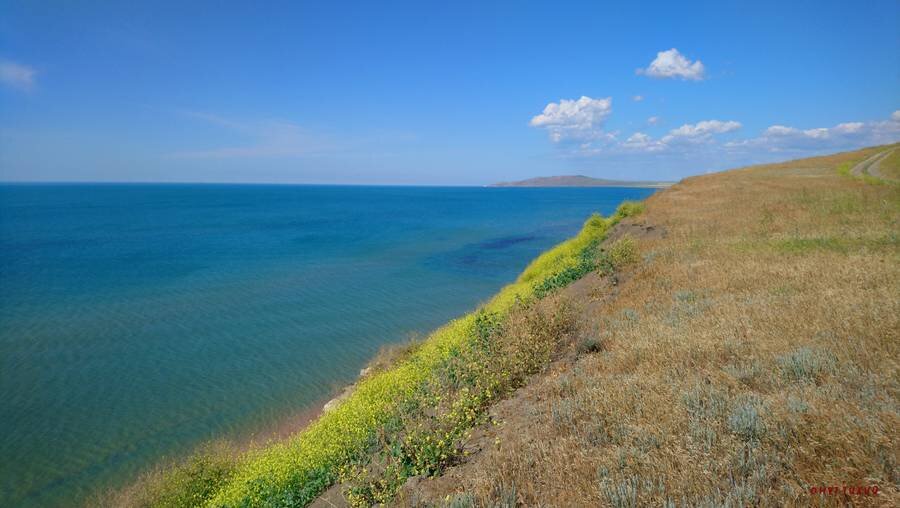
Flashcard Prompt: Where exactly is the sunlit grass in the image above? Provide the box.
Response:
[881,148,900,180]
[128,201,645,507]
[401,145,900,506]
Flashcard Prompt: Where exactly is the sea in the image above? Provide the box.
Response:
[0,183,655,506]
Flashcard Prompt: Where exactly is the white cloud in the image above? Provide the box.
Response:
[833,122,864,134]
[647,116,660,126]
[613,119,740,153]
[873,113,900,140]
[763,125,800,136]
[726,111,900,153]
[802,128,830,139]
[0,60,36,91]
[633,95,644,102]
[661,120,741,143]
[534,104,900,179]
[625,132,650,145]
[540,109,896,161]
[623,132,665,152]
[530,96,613,142]
[637,48,705,81]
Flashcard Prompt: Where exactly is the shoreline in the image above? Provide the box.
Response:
[102,363,373,504]
[4,185,660,508]
[143,210,632,506]
[101,144,900,506]
[244,367,371,447]
[91,196,652,507]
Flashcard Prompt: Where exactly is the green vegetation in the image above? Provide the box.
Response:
[111,442,240,508]
[607,236,639,269]
[837,155,883,185]
[149,445,238,507]
[339,297,575,506]
[838,146,900,185]
[611,200,645,219]
[129,201,646,507]
[836,160,854,177]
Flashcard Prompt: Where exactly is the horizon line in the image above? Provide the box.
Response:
[0,179,674,188]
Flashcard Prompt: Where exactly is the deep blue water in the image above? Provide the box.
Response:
[0,183,655,506]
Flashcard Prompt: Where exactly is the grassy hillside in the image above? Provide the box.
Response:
[400,144,900,506]
[115,144,898,507]
[881,149,900,181]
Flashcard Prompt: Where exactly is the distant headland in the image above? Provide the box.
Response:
[490,175,674,188]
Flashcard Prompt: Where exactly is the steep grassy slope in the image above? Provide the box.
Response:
[115,145,898,507]
[115,204,646,507]
[400,145,900,506]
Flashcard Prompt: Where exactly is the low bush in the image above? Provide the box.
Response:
[612,201,646,220]
[777,346,835,383]
[577,336,605,355]
[727,397,766,442]
[608,236,638,269]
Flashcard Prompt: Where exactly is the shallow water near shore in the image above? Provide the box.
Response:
[0,183,654,506]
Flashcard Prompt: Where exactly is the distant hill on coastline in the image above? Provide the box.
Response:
[490,175,674,188]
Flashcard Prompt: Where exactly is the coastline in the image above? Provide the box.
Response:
[119,205,644,506]
[101,144,900,506]
[265,366,372,443]
[4,185,658,508]
[489,182,674,188]
[101,381,359,507]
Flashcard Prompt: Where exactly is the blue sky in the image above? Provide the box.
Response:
[1,0,898,184]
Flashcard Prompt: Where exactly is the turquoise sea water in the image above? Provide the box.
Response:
[0,184,655,506]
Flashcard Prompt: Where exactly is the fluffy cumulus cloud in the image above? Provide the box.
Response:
[638,48,705,81]
[727,111,900,153]
[529,93,740,154]
[623,132,663,152]
[530,91,899,169]
[660,120,741,144]
[632,95,644,102]
[763,125,800,136]
[614,119,741,153]
[0,59,36,91]
[530,96,613,142]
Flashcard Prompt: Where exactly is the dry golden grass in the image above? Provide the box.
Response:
[881,149,900,181]
[399,145,900,507]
